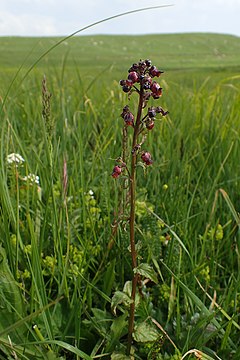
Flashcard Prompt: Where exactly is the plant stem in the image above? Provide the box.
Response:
[127,87,144,354]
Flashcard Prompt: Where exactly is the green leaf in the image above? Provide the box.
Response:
[133,263,158,283]
[133,321,159,343]
[110,313,128,340]
[111,352,132,360]
[103,259,116,297]
[111,291,133,315]
[106,313,128,352]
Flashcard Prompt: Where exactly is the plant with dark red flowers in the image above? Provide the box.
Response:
[111,59,168,355]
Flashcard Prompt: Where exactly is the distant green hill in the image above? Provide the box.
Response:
[0,33,239,73]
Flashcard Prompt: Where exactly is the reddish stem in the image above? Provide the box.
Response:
[126,87,144,354]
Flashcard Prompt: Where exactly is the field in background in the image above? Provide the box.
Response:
[0,33,239,359]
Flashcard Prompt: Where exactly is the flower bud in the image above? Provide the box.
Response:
[119,79,126,86]
[150,65,163,77]
[145,59,152,67]
[151,82,162,99]
[128,71,139,83]
[124,112,134,127]
[148,107,157,118]
[126,79,133,87]
[146,119,155,130]
[122,85,131,93]
[142,76,152,90]
[141,151,153,165]
[112,165,122,178]
[129,63,138,72]
[150,81,161,93]
[156,106,169,116]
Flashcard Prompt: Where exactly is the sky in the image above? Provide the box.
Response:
[0,0,240,38]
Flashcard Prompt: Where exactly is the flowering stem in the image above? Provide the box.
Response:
[127,87,144,354]
[114,59,168,355]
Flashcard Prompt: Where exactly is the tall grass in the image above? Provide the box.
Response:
[0,30,239,359]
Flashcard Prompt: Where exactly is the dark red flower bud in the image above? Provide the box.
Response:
[129,63,138,72]
[141,151,153,165]
[152,90,163,99]
[122,85,131,93]
[156,106,169,116]
[121,105,129,118]
[145,59,152,67]
[126,79,133,87]
[148,107,157,118]
[150,81,161,93]
[138,60,147,73]
[128,71,139,83]
[119,79,126,86]
[146,119,155,130]
[142,76,152,90]
[124,112,134,127]
[149,65,163,77]
[151,82,162,99]
[112,165,122,178]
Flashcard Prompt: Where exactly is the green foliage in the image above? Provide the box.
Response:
[0,32,239,359]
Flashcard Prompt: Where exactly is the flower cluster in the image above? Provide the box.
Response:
[6,152,40,186]
[119,59,163,99]
[7,153,25,166]
[111,59,168,179]
[22,173,40,185]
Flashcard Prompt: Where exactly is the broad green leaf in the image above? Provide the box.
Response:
[111,352,132,360]
[111,291,133,315]
[106,313,128,352]
[123,281,141,308]
[133,321,159,343]
[103,259,116,297]
[123,280,133,296]
[133,263,158,283]
[110,313,128,339]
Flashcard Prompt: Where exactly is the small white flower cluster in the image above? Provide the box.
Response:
[89,189,94,197]
[6,153,25,165]
[22,174,40,185]
[6,153,40,186]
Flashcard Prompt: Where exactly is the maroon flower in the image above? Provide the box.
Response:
[141,151,153,165]
[150,81,163,99]
[124,112,134,127]
[128,71,139,84]
[112,165,122,178]
[156,106,169,116]
[148,107,157,118]
[146,119,155,130]
[121,106,134,127]
[142,76,152,90]
[150,81,161,93]
[149,65,163,77]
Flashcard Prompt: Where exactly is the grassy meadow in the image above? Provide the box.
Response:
[0,32,240,359]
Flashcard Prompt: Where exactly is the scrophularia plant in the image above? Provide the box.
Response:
[111,59,168,354]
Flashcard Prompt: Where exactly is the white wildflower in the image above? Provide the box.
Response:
[89,189,94,196]
[7,153,25,165]
[22,173,40,185]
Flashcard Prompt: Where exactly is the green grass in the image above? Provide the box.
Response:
[0,33,239,359]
